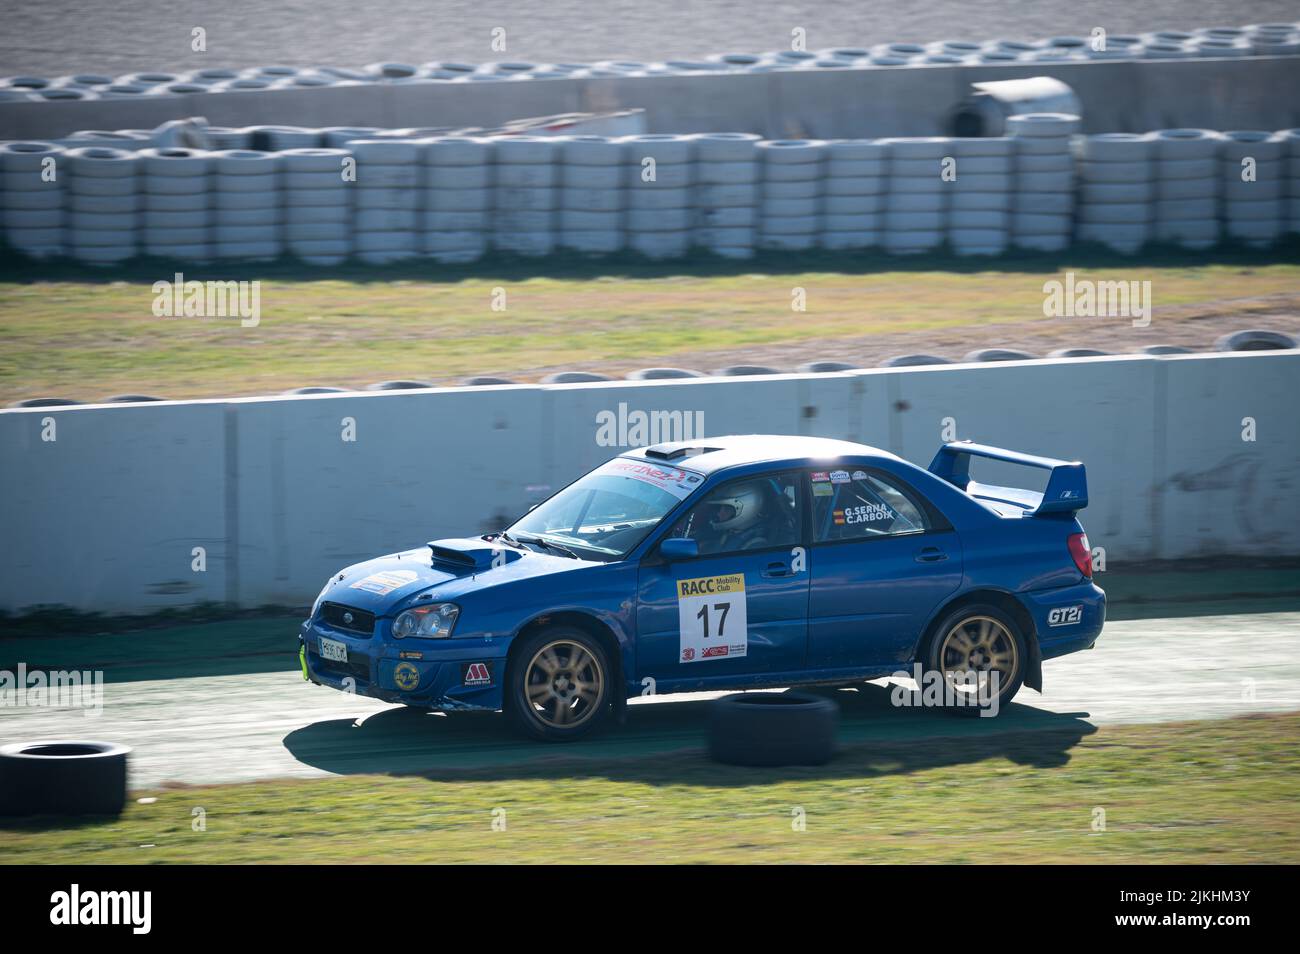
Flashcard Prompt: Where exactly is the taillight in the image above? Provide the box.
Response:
[1067,532,1093,578]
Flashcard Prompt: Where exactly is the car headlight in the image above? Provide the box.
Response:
[392,603,460,639]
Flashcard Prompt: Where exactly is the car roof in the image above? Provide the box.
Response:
[621,434,901,476]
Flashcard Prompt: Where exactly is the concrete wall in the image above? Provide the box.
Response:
[0,351,1296,615]
[4,56,1299,141]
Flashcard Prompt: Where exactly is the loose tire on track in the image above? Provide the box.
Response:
[0,740,130,818]
[707,691,838,766]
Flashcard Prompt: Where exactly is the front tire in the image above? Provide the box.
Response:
[923,603,1027,716]
[506,628,612,741]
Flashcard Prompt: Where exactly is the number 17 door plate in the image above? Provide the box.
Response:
[676,573,748,663]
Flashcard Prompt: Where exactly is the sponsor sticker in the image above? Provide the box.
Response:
[606,458,699,499]
[398,651,424,660]
[843,502,894,525]
[393,661,420,691]
[1048,605,1083,627]
[811,472,830,482]
[852,470,868,481]
[350,569,419,596]
[462,661,493,686]
[676,573,748,663]
[830,470,851,484]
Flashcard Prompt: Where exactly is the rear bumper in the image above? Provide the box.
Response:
[298,620,508,711]
[1022,580,1106,660]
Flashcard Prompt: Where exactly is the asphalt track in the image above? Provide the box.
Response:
[3,1,1296,76]
[3,611,1297,788]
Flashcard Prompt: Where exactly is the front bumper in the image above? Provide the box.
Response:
[1022,579,1106,660]
[299,618,509,711]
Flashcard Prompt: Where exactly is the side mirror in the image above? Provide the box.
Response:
[659,537,699,561]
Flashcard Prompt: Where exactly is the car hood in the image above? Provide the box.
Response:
[318,537,598,616]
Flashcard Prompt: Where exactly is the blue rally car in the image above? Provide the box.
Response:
[299,436,1104,740]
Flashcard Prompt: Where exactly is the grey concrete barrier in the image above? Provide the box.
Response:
[4,55,1300,143]
[2,352,1297,614]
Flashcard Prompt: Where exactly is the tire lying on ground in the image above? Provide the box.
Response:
[708,692,838,767]
[0,740,130,818]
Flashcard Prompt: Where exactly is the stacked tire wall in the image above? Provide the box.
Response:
[694,133,760,259]
[66,146,137,264]
[1152,129,1221,251]
[1008,113,1078,252]
[821,140,885,251]
[1,142,65,259]
[213,149,281,261]
[759,139,824,252]
[1074,133,1154,254]
[3,123,1299,267]
[422,137,491,264]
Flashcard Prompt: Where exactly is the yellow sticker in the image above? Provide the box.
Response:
[393,661,420,691]
[676,574,745,598]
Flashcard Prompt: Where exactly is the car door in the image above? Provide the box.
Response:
[806,466,963,671]
[636,470,808,687]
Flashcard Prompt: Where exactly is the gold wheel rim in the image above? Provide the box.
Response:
[524,640,604,729]
[939,616,1019,699]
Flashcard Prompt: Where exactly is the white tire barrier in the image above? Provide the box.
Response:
[1279,129,1300,235]
[560,136,625,255]
[420,137,492,263]
[66,146,138,265]
[694,133,759,257]
[1220,131,1285,248]
[350,139,418,264]
[758,140,825,252]
[947,138,1013,255]
[212,150,281,261]
[1152,129,1222,249]
[1075,133,1153,253]
[622,134,695,259]
[138,147,211,260]
[283,148,351,265]
[881,138,946,254]
[493,137,558,257]
[0,142,65,258]
[1007,113,1079,252]
[820,139,884,250]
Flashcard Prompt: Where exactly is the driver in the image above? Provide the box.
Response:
[696,481,770,553]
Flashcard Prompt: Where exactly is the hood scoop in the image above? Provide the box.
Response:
[428,537,525,573]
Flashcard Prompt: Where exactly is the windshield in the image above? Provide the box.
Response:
[506,457,704,559]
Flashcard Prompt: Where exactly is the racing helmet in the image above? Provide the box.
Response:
[705,481,765,532]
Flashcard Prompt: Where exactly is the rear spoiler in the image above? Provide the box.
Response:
[928,441,1088,515]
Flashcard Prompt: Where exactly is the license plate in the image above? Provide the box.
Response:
[319,637,348,663]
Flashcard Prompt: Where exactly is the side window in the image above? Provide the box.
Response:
[666,472,801,556]
[811,469,930,542]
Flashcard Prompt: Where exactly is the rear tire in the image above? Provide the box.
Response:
[506,628,612,741]
[923,603,1027,716]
